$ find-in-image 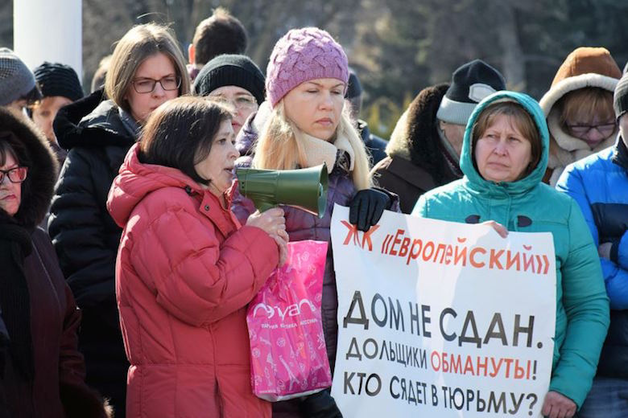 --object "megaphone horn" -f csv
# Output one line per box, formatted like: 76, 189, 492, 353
235, 163, 329, 218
